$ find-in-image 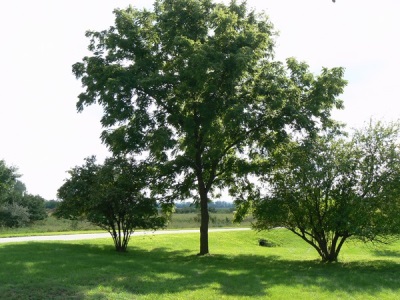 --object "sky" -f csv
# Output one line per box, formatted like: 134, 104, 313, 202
0, 0, 399, 200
